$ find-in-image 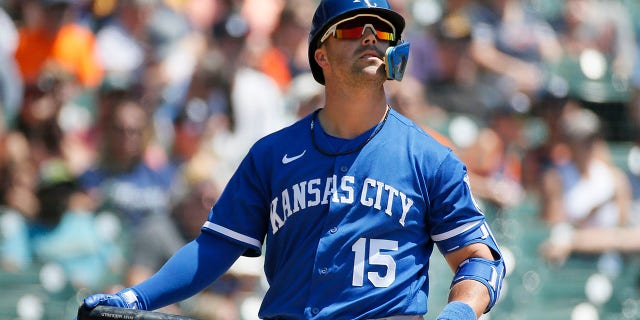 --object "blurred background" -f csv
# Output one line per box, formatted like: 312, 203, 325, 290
0, 0, 639, 319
